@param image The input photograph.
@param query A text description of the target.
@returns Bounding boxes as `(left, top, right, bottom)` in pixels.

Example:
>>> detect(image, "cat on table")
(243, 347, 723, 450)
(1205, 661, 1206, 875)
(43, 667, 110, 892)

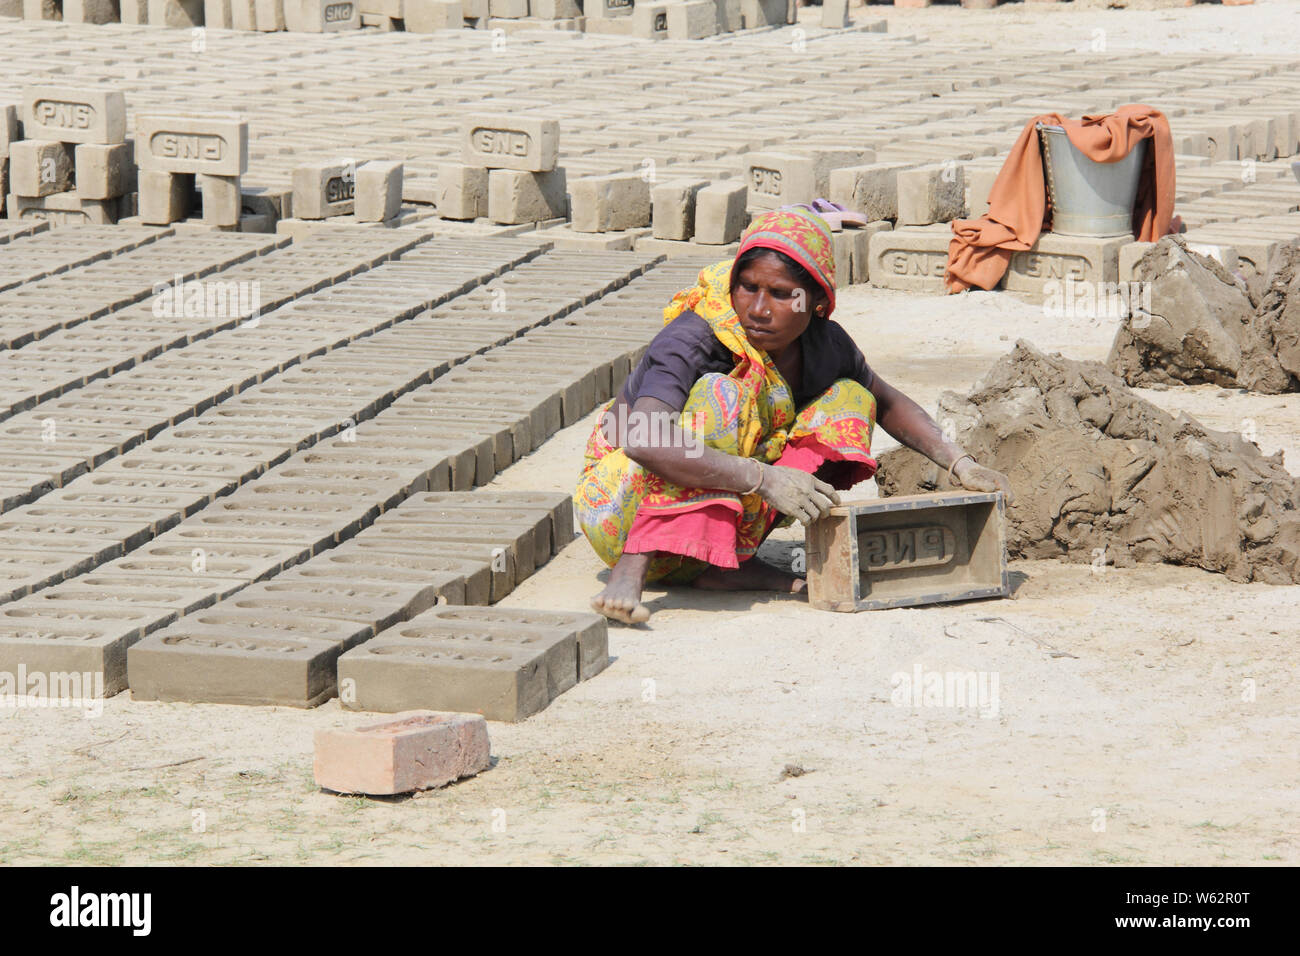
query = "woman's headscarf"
(733, 208, 837, 318)
(662, 207, 838, 334)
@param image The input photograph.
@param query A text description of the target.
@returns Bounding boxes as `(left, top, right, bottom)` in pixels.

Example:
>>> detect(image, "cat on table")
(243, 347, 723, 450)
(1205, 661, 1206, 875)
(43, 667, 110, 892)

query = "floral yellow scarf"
(662, 259, 796, 463)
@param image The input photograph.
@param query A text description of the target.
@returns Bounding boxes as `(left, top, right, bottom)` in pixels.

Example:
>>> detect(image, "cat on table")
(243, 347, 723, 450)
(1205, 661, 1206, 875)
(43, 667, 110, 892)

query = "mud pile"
(1107, 235, 1300, 393)
(876, 341, 1300, 584)
(1253, 238, 1300, 388)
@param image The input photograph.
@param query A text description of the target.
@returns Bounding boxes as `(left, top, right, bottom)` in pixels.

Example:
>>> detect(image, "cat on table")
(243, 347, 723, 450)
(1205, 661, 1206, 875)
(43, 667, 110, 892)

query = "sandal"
(811, 198, 869, 228)
(780, 201, 844, 231)
(780, 200, 868, 231)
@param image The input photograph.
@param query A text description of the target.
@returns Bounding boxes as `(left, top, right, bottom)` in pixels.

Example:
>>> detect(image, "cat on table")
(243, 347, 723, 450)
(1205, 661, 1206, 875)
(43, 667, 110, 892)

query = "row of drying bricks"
(0, 228, 373, 357)
(0, 224, 430, 353)
(0, 224, 168, 294)
(0, 228, 492, 422)
(0, 232, 290, 405)
(0, 219, 47, 244)
(285, 87, 1300, 241)
(0, 251, 715, 719)
(0, 230, 521, 511)
(0, 298, 668, 718)
(8, 55, 1299, 236)
(0, 237, 687, 695)
(12, 53, 1291, 231)
(0, 235, 620, 566)
(234, 69, 1300, 212)
(101, 58, 1300, 191)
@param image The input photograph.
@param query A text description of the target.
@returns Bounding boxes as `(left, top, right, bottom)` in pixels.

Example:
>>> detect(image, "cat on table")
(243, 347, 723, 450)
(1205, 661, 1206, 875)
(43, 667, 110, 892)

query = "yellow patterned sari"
(574, 259, 878, 584)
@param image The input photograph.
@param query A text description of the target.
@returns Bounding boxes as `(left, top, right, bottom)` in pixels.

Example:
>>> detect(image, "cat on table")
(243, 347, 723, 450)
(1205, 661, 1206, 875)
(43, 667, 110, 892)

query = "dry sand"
(2, 2, 1298, 867)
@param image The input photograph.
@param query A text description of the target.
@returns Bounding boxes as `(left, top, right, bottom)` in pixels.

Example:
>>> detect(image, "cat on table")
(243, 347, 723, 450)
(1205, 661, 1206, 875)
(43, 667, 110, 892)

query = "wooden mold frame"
(805, 491, 1010, 612)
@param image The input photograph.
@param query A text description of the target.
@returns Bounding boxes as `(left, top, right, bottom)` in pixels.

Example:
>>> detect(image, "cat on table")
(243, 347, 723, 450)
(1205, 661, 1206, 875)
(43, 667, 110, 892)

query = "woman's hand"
(952, 457, 1015, 505)
(755, 463, 841, 526)
(872, 373, 1015, 506)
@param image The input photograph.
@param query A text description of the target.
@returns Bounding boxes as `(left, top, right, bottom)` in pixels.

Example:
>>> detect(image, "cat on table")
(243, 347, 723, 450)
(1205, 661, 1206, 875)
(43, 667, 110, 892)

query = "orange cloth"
(944, 104, 1177, 294)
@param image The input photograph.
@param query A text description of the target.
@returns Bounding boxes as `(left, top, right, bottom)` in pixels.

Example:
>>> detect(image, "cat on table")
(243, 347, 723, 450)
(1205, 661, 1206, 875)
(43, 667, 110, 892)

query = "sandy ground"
(3, 3, 1299, 867)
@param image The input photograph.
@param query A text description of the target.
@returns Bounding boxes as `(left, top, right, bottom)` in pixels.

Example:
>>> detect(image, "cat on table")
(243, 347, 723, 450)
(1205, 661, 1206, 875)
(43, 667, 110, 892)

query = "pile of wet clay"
(1108, 234, 1300, 393)
(876, 341, 1300, 584)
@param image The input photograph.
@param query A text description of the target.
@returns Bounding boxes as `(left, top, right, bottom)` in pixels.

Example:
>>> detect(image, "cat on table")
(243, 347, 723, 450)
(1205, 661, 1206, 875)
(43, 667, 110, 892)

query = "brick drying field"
(1, 3, 1297, 865)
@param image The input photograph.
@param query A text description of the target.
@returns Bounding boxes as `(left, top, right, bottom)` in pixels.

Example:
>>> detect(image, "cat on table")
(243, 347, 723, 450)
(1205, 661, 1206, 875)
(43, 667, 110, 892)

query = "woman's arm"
(606, 395, 756, 491)
(872, 373, 1015, 504)
(608, 395, 840, 525)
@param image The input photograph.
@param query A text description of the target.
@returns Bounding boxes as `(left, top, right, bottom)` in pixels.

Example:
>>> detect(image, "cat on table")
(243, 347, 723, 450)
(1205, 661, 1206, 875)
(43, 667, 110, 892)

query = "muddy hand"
(953, 460, 1015, 506)
(756, 463, 840, 525)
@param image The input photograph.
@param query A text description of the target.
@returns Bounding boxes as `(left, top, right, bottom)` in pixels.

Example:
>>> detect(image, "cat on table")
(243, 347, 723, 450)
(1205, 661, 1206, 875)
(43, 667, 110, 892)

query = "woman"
(575, 208, 1013, 624)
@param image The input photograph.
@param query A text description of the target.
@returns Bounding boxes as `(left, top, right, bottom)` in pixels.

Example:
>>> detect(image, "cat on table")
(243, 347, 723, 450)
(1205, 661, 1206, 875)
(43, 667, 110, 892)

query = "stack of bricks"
(855, 159, 971, 292)
(288, 158, 406, 230)
(19, 0, 368, 29)
(860, 151, 1297, 298)
(54, 0, 453, 28)
(356, 0, 398, 29)
(403, 0, 464, 31)
(746, 147, 883, 285)
(144, 0, 204, 26)
(1174, 210, 1300, 295)
(130, 112, 248, 229)
(12, 0, 822, 32)
(21, 0, 120, 22)
(7, 87, 135, 228)
(482, 0, 584, 35)
(584, 0, 642, 36)
(354, 0, 468, 30)
(864, 158, 1299, 299)
(585, 0, 759, 38)
(283, 0, 363, 31)
(125, 486, 598, 710)
(632, 178, 748, 258)
(563, 169, 653, 248)
(440, 114, 567, 226)
(18, 0, 94, 21)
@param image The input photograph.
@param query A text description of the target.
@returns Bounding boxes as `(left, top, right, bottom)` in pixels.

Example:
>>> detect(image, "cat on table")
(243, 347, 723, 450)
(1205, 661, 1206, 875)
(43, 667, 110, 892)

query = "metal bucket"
(1037, 123, 1147, 238)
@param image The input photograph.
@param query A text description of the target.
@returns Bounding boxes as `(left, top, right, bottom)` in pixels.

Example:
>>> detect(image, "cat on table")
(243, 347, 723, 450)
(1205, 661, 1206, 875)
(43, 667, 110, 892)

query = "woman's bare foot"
(692, 558, 806, 594)
(591, 551, 653, 624)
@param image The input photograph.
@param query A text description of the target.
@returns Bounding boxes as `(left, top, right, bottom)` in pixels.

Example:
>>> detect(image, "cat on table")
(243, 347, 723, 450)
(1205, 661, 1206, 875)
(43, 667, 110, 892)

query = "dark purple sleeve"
(623, 312, 726, 413)
(828, 321, 876, 393)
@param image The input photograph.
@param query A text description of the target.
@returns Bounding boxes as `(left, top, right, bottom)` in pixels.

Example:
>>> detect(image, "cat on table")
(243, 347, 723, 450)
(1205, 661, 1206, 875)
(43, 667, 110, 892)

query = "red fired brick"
(314, 710, 491, 796)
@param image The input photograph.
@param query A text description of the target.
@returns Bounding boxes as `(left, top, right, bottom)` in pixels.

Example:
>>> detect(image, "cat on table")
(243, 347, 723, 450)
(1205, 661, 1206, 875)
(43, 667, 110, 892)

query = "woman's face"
(730, 252, 817, 357)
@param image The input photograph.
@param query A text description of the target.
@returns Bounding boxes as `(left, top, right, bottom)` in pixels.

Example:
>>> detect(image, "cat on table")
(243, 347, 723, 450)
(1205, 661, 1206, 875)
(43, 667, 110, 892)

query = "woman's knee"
(685, 372, 743, 409)
(834, 377, 874, 401)
(682, 373, 747, 451)
(815, 378, 878, 417)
